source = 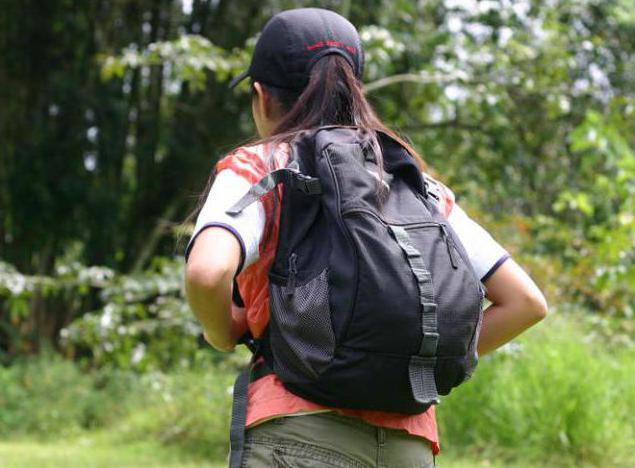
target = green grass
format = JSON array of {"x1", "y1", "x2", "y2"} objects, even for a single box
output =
[
  {"x1": 0, "y1": 434, "x2": 225, "y2": 468},
  {"x1": 1, "y1": 312, "x2": 634, "y2": 467},
  {"x1": 0, "y1": 435, "x2": 578, "y2": 468},
  {"x1": 438, "y1": 312, "x2": 635, "y2": 466},
  {"x1": 0, "y1": 354, "x2": 236, "y2": 460}
]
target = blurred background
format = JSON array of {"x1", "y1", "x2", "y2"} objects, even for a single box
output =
[{"x1": 1, "y1": 0, "x2": 634, "y2": 466}]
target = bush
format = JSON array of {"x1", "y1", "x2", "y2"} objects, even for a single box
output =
[
  {"x1": 0, "y1": 353, "x2": 140, "y2": 437},
  {"x1": 0, "y1": 350, "x2": 241, "y2": 460},
  {"x1": 0, "y1": 257, "x2": 204, "y2": 371},
  {"x1": 60, "y1": 257, "x2": 206, "y2": 372},
  {"x1": 3, "y1": 315, "x2": 633, "y2": 466},
  {"x1": 112, "y1": 361, "x2": 236, "y2": 460},
  {"x1": 438, "y1": 312, "x2": 635, "y2": 465}
]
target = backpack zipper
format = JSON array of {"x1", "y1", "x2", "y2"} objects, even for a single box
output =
[
  {"x1": 342, "y1": 208, "x2": 460, "y2": 270},
  {"x1": 440, "y1": 224, "x2": 459, "y2": 269},
  {"x1": 284, "y1": 253, "x2": 298, "y2": 296}
]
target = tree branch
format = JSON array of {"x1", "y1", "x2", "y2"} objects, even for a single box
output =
[
  {"x1": 363, "y1": 71, "x2": 467, "y2": 94},
  {"x1": 130, "y1": 198, "x2": 180, "y2": 273}
]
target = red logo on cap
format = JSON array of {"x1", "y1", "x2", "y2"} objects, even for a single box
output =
[{"x1": 306, "y1": 40, "x2": 357, "y2": 54}]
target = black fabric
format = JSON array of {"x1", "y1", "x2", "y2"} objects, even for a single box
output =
[
  {"x1": 232, "y1": 279, "x2": 244, "y2": 307},
  {"x1": 250, "y1": 360, "x2": 274, "y2": 383},
  {"x1": 229, "y1": 8, "x2": 364, "y2": 90},
  {"x1": 233, "y1": 126, "x2": 484, "y2": 416}
]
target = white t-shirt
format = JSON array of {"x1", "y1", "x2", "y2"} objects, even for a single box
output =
[{"x1": 187, "y1": 170, "x2": 509, "y2": 281}]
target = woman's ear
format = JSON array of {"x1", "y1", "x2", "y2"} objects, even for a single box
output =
[
  {"x1": 252, "y1": 82, "x2": 270, "y2": 118},
  {"x1": 252, "y1": 81, "x2": 280, "y2": 137}
]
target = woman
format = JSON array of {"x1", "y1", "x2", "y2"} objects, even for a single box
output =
[{"x1": 185, "y1": 8, "x2": 547, "y2": 468}]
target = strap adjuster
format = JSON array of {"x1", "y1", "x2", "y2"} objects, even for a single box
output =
[
  {"x1": 422, "y1": 302, "x2": 437, "y2": 314},
  {"x1": 419, "y1": 331, "x2": 439, "y2": 357},
  {"x1": 294, "y1": 174, "x2": 322, "y2": 195},
  {"x1": 226, "y1": 168, "x2": 321, "y2": 216}
]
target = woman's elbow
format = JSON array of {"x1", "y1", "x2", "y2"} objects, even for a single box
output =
[
  {"x1": 185, "y1": 259, "x2": 231, "y2": 292},
  {"x1": 203, "y1": 330, "x2": 236, "y2": 353},
  {"x1": 523, "y1": 289, "x2": 549, "y2": 322}
]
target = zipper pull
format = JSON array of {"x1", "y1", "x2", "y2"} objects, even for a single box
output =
[
  {"x1": 285, "y1": 253, "x2": 298, "y2": 296},
  {"x1": 440, "y1": 225, "x2": 459, "y2": 269}
]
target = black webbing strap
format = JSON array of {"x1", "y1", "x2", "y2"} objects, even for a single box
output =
[
  {"x1": 228, "y1": 357, "x2": 273, "y2": 468},
  {"x1": 226, "y1": 167, "x2": 322, "y2": 216},
  {"x1": 229, "y1": 364, "x2": 250, "y2": 468},
  {"x1": 389, "y1": 225, "x2": 440, "y2": 407}
]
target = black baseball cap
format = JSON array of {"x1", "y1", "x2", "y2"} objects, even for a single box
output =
[{"x1": 229, "y1": 8, "x2": 364, "y2": 91}]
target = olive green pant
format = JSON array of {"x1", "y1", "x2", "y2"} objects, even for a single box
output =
[{"x1": 240, "y1": 411, "x2": 435, "y2": 468}]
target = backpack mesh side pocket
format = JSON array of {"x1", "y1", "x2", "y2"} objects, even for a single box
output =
[{"x1": 269, "y1": 268, "x2": 335, "y2": 381}]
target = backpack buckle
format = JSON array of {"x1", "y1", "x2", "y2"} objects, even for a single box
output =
[{"x1": 293, "y1": 174, "x2": 322, "y2": 195}]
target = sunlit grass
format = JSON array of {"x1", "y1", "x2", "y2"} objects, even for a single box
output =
[
  {"x1": 0, "y1": 435, "x2": 225, "y2": 468},
  {"x1": 0, "y1": 435, "x2": 576, "y2": 468}
]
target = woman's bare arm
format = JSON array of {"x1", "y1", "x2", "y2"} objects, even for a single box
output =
[
  {"x1": 185, "y1": 227, "x2": 248, "y2": 352},
  {"x1": 477, "y1": 258, "x2": 548, "y2": 356}
]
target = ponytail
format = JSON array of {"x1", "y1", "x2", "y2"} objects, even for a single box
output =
[
  {"x1": 258, "y1": 54, "x2": 425, "y2": 172},
  {"x1": 271, "y1": 55, "x2": 377, "y2": 132}
]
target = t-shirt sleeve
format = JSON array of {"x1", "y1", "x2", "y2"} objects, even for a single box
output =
[
  {"x1": 447, "y1": 204, "x2": 510, "y2": 282},
  {"x1": 184, "y1": 169, "x2": 265, "y2": 273}
]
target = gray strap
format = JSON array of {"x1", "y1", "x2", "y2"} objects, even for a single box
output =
[
  {"x1": 229, "y1": 365, "x2": 250, "y2": 468},
  {"x1": 226, "y1": 167, "x2": 322, "y2": 216},
  {"x1": 408, "y1": 356, "x2": 439, "y2": 406},
  {"x1": 389, "y1": 225, "x2": 440, "y2": 406}
]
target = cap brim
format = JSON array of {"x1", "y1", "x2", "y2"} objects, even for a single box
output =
[{"x1": 228, "y1": 70, "x2": 249, "y2": 89}]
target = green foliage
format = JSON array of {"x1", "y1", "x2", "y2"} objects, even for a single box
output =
[
  {"x1": 438, "y1": 313, "x2": 635, "y2": 465},
  {"x1": 100, "y1": 35, "x2": 251, "y2": 92},
  {"x1": 0, "y1": 353, "x2": 139, "y2": 437},
  {"x1": 113, "y1": 362, "x2": 235, "y2": 460},
  {"x1": 0, "y1": 259, "x2": 115, "y2": 361},
  {"x1": 0, "y1": 352, "x2": 238, "y2": 460},
  {"x1": 2, "y1": 314, "x2": 633, "y2": 465},
  {"x1": 60, "y1": 257, "x2": 205, "y2": 371},
  {"x1": 0, "y1": 256, "x2": 205, "y2": 371},
  {"x1": 564, "y1": 109, "x2": 635, "y2": 316},
  {"x1": 100, "y1": 24, "x2": 408, "y2": 92},
  {"x1": 476, "y1": 108, "x2": 635, "y2": 317}
]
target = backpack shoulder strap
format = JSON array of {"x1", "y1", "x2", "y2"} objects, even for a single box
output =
[
  {"x1": 225, "y1": 161, "x2": 321, "y2": 216},
  {"x1": 228, "y1": 340, "x2": 273, "y2": 468}
]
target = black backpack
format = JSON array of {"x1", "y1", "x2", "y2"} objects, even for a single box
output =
[{"x1": 226, "y1": 126, "x2": 484, "y2": 465}]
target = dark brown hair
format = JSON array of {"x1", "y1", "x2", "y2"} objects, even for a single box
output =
[{"x1": 256, "y1": 55, "x2": 425, "y2": 170}]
